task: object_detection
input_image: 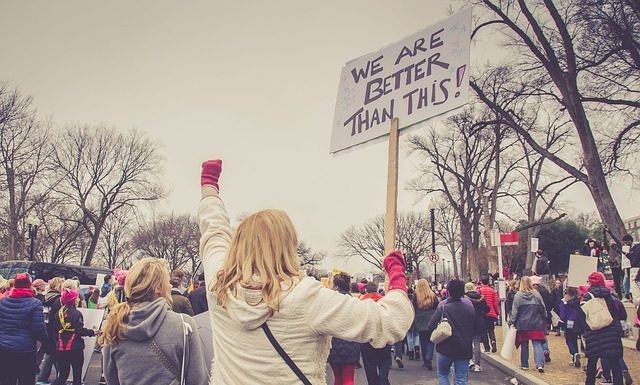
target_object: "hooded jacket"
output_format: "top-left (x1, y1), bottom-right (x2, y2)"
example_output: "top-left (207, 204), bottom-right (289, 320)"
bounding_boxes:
top-left (465, 291), bottom-right (489, 335)
top-left (510, 291), bottom-right (546, 331)
top-left (199, 187), bottom-right (414, 385)
top-left (582, 285), bottom-right (626, 358)
top-left (426, 297), bottom-right (477, 360)
top-left (559, 296), bottom-right (585, 334)
top-left (102, 298), bottom-right (209, 385)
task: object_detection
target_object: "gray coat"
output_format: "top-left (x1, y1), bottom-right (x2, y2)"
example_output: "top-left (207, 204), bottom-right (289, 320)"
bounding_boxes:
top-left (510, 291), bottom-right (546, 331)
top-left (103, 298), bottom-right (209, 385)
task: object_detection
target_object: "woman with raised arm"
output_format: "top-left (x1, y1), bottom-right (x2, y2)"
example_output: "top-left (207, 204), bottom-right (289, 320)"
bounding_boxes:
top-left (198, 159), bottom-right (414, 385)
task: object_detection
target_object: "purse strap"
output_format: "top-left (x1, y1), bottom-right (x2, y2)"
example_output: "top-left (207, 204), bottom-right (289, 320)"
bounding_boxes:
top-left (261, 322), bottom-right (312, 385)
top-left (180, 314), bottom-right (193, 385)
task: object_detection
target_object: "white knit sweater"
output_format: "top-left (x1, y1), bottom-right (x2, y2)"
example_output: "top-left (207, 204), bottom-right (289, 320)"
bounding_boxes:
top-left (198, 186), bottom-right (414, 385)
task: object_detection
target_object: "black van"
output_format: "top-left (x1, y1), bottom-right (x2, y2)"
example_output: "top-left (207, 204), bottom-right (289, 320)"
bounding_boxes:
top-left (0, 260), bottom-right (113, 285)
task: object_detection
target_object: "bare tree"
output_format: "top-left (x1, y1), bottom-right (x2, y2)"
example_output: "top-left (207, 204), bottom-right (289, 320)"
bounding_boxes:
top-left (337, 212), bottom-right (432, 274)
top-left (433, 196), bottom-right (461, 277)
top-left (297, 241), bottom-right (326, 270)
top-left (0, 84), bottom-right (53, 261)
top-left (51, 125), bottom-right (164, 266)
top-left (132, 213), bottom-right (199, 273)
top-left (96, 207), bottom-right (136, 269)
top-left (32, 197), bottom-right (85, 264)
top-left (470, 0), bottom-right (640, 240)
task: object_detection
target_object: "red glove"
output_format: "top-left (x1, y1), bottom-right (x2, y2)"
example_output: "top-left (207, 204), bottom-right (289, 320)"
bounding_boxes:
top-left (383, 250), bottom-right (407, 292)
top-left (201, 159), bottom-right (222, 190)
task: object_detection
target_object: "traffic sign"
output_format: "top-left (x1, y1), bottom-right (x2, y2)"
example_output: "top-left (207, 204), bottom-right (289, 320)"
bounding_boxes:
top-left (428, 252), bottom-right (439, 263)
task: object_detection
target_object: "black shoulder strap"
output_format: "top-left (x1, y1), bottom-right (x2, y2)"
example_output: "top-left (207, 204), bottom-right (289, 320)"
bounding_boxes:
top-left (261, 322), bottom-right (312, 385)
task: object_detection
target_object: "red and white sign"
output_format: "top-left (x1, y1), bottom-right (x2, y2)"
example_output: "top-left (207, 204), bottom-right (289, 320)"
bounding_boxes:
top-left (500, 231), bottom-right (519, 246)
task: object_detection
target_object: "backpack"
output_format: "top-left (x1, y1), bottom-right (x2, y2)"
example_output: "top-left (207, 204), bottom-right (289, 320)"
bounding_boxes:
top-left (56, 306), bottom-right (77, 352)
top-left (580, 292), bottom-right (613, 331)
top-left (535, 256), bottom-right (550, 275)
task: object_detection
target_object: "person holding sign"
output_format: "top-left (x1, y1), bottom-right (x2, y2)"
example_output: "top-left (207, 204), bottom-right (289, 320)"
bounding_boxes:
top-left (198, 159), bottom-right (414, 385)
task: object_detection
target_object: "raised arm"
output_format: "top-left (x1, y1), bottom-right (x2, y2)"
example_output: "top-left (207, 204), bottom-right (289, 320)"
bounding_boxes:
top-left (198, 160), bottom-right (233, 289)
top-left (307, 251), bottom-right (413, 347)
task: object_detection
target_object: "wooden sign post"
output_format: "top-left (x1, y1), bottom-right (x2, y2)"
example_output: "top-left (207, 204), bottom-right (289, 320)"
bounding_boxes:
top-left (384, 118), bottom-right (399, 254)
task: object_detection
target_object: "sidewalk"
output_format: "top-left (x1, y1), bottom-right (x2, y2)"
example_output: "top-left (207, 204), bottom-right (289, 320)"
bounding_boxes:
top-left (488, 326), bottom-right (640, 385)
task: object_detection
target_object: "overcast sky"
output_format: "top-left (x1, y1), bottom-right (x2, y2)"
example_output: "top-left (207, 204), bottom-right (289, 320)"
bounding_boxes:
top-left (1, 1), bottom-right (637, 273)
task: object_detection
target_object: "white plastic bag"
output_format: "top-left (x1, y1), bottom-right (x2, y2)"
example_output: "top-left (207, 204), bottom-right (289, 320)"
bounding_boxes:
top-left (500, 327), bottom-right (517, 360)
top-left (550, 309), bottom-right (560, 328)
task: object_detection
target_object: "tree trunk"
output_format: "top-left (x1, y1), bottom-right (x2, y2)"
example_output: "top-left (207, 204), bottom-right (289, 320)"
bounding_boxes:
top-left (82, 224), bottom-right (102, 266)
top-left (7, 167), bottom-right (18, 261)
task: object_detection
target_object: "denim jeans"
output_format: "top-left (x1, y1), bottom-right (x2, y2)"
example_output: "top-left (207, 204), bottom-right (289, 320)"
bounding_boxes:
top-left (587, 356), bottom-right (622, 385)
top-left (520, 340), bottom-right (544, 369)
top-left (418, 330), bottom-right (435, 361)
top-left (407, 329), bottom-right (419, 352)
top-left (623, 268), bottom-right (631, 297)
top-left (38, 352), bottom-right (58, 381)
top-left (472, 335), bottom-right (482, 365)
top-left (565, 331), bottom-right (579, 356)
top-left (437, 353), bottom-right (469, 385)
top-left (602, 357), bottom-right (628, 382)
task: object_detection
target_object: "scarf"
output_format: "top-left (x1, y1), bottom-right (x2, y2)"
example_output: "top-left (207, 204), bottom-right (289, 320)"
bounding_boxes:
top-left (10, 288), bottom-right (35, 298)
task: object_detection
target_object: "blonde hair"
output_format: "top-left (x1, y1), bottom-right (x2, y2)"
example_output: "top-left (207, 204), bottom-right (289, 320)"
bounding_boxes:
top-left (62, 279), bottom-right (79, 290)
top-left (414, 279), bottom-right (437, 310)
top-left (49, 277), bottom-right (65, 292)
top-left (519, 276), bottom-right (535, 293)
top-left (101, 258), bottom-right (171, 345)
top-left (212, 209), bottom-right (302, 315)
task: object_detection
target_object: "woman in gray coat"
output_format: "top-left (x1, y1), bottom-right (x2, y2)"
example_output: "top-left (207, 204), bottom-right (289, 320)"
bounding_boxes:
top-left (101, 258), bottom-right (209, 385)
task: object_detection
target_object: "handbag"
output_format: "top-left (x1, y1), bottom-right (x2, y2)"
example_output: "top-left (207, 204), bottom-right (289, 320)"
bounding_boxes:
top-left (500, 326), bottom-right (517, 360)
top-left (430, 304), bottom-right (452, 344)
top-left (262, 322), bottom-right (312, 385)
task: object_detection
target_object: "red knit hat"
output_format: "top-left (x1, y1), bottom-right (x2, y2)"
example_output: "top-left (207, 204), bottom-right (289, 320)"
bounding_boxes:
top-left (588, 271), bottom-right (606, 287)
top-left (14, 273), bottom-right (32, 289)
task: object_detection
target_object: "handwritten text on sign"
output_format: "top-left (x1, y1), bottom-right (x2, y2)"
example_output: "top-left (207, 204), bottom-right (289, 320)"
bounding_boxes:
top-left (330, 8), bottom-right (471, 153)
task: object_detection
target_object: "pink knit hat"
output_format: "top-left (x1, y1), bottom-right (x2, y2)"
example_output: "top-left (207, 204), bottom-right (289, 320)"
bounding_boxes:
top-left (114, 269), bottom-right (128, 287)
top-left (61, 288), bottom-right (78, 305)
top-left (32, 279), bottom-right (46, 291)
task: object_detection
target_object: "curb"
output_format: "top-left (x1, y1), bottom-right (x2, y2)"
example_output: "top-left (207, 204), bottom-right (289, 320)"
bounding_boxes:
top-left (483, 352), bottom-right (552, 385)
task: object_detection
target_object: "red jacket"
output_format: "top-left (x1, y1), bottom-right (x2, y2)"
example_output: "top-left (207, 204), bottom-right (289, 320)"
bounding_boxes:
top-left (478, 285), bottom-right (500, 319)
top-left (360, 293), bottom-right (383, 302)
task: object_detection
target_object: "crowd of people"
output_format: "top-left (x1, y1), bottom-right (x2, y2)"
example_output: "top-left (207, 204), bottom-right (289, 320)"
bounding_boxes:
top-left (0, 158), bottom-right (638, 385)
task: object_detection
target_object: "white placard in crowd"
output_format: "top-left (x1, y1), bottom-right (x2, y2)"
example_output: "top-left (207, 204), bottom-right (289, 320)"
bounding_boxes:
top-left (530, 237), bottom-right (539, 252)
top-left (567, 254), bottom-right (598, 288)
top-left (330, 8), bottom-right (472, 153)
top-left (69, 308), bottom-right (105, 382)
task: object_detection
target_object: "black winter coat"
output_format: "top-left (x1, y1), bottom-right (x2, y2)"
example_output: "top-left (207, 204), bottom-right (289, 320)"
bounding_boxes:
top-left (582, 286), bottom-right (626, 359)
top-left (188, 286), bottom-right (209, 315)
top-left (51, 305), bottom-right (95, 352)
top-left (465, 291), bottom-right (489, 335)
top-left (550, 287), bottom-right (563, 314)
top-left (327, 291), bottom-right (361, 365)
top-left (42, 292), bottom-right (62, 354)
top-left (426, 298), bottom-right (476, 360)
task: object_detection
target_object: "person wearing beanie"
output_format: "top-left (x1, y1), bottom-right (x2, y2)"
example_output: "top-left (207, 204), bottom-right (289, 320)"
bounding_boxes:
top-left (582, 271), bottom-right (630, 385)
top-left (50, 289), bottom-right (97, 385)
top-left (0, 273), bottom-right (48, 385)
top-left (465, 281), bottom-right (489, 372)
top-left (426, 279), bottom-right (477, 385)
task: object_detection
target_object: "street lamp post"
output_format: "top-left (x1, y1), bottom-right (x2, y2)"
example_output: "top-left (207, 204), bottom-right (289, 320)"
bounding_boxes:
top-left (27, 216), bottom-right (40, 261)
top-left (428, 199), bottom-right (436, 283)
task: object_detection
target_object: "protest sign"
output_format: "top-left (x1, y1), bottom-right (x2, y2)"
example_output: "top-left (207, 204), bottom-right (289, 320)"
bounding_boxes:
top-left (567, 254), bottom-right (598, 288)
top-left (69, 308), bottom-right (104, 382)
top-left (330, 8), bottom-right (472, 153)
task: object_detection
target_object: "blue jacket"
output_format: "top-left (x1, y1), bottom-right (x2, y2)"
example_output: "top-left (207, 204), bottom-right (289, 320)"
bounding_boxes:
top-left (0, 295), bottom-right (48, 352)
top-left (559, 296), bottom-right (585, 334)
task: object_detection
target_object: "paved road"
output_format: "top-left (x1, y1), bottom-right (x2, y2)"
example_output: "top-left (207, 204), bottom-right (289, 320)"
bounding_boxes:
top-left (75, 350), bottom-right (515, 385)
